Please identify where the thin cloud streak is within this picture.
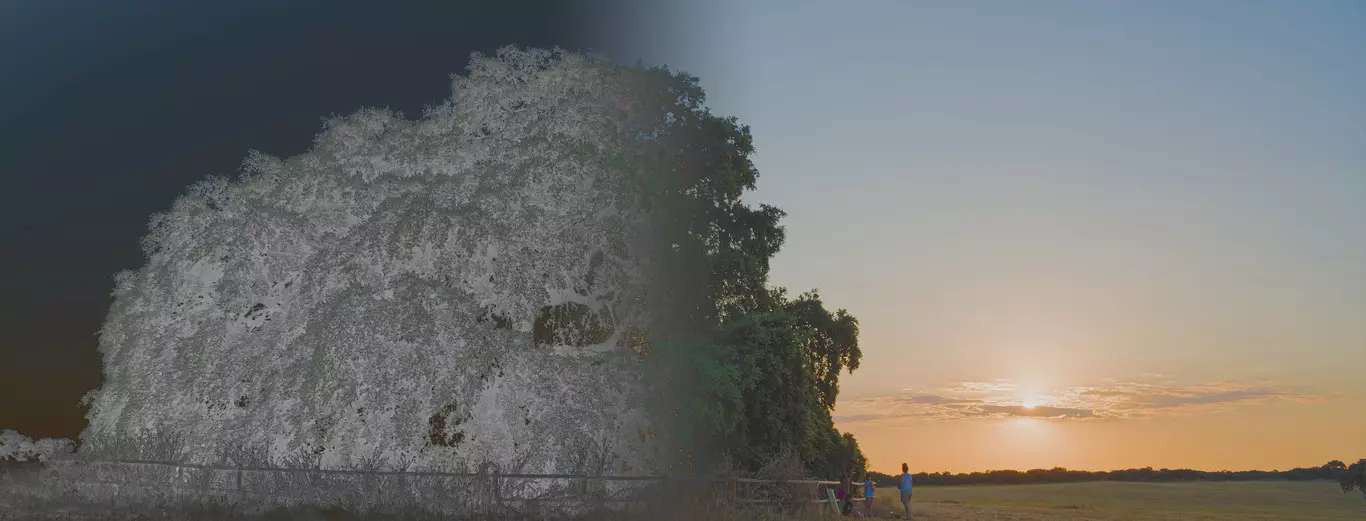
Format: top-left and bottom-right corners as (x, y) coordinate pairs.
(979, 405), (1094, 419)
(899, 394), (980, 405)
(837, 378), (1323, 425)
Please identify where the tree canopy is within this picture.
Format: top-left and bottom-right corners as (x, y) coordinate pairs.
(81, 48), (693, 473)
(78, 46), (867, 479)
(1341, 459), (1366, 498)
(628, 65), (865, 479)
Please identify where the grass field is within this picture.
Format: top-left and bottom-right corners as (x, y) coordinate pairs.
(860, 481), (1366, 520)
(4, 461), (1363, 521)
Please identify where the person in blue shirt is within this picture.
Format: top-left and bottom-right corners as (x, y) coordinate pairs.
(862, 474), (875, 517)
(899, 462), (914, 519)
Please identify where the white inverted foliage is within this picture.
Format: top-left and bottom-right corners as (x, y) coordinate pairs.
(0, 430), (74, 462)
(81, 47), (668, 474)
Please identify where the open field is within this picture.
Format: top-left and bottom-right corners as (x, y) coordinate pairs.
(862, 481), (1366, 520)
(4, 460), (1363, 521)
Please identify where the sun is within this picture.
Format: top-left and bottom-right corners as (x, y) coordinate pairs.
(1022, 398), (1045, 409)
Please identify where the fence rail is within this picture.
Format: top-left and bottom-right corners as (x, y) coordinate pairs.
(69, 458), (677, 481)
(6, 458), (854, 515)
(46, 457), (844, 485)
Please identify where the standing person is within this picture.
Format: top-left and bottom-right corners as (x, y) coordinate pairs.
(863, 474), (875, 517)
(899, 463), (914, 519)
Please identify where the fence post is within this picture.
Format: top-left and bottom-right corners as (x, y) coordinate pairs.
(488, 472), (497, 513)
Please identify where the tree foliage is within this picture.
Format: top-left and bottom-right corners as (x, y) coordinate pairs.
(80, 47), (724, 473)
(811, 431), (868, 482)
(627, 66), (865, 479)
(0, 430), (75, 462)
(78, 44), (866, 479)
(619, 68), (788, 339)
(783, 290), (861, 412)
(644, 303), (865, 478)
(1342, 459), (1366, 498)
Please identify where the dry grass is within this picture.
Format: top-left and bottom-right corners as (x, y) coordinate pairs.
(859, 481), (1366, 520)
(12, 455), (1362, 521)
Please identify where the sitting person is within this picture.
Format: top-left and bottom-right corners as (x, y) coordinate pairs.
(840, 473), (855, 515)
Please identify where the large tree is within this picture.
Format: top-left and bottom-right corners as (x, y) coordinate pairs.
(79, 47), (759, 474)
(79, 44), (866, 480)
(623, 64), (866, 479)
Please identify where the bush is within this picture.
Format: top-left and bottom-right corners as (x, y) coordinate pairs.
(0, 430), (75, 462)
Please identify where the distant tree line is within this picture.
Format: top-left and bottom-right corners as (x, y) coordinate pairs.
(1342, 459), (1366, 498)
(866, 459), (1366, 490)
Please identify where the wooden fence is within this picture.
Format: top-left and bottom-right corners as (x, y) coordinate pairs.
(13, 458), (854, 514)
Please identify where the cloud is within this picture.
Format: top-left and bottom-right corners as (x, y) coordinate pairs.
(898, 394), (979, 405)
(1078, 390), (1130, 397)
(1078, 381), (1312, 416)
(832, 414), (888, 423)
(834, 377), (1324, 426)
(946, 381), (1017, 394)
(1134, 389), (1276, 408)
(977, 405), (1095, 419)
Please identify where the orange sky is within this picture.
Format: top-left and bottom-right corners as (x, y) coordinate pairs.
(833, 377), (1361, 473)
(613, 0), (1366, 474)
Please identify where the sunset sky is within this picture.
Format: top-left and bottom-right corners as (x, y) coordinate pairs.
(616, 0), (1366, 472)
(2, 0), (1360, 475)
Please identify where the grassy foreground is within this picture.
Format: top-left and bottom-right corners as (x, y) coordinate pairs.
(4, 460), (1362, 521)
(859, 481), (1365, 520)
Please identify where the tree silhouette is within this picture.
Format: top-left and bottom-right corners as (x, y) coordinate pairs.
(1341, 459), (1365, 498)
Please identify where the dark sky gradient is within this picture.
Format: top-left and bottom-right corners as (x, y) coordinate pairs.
(0, 0), (629, 439)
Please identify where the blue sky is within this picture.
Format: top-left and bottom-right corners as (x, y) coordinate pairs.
(613, 0), (1366, 470)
